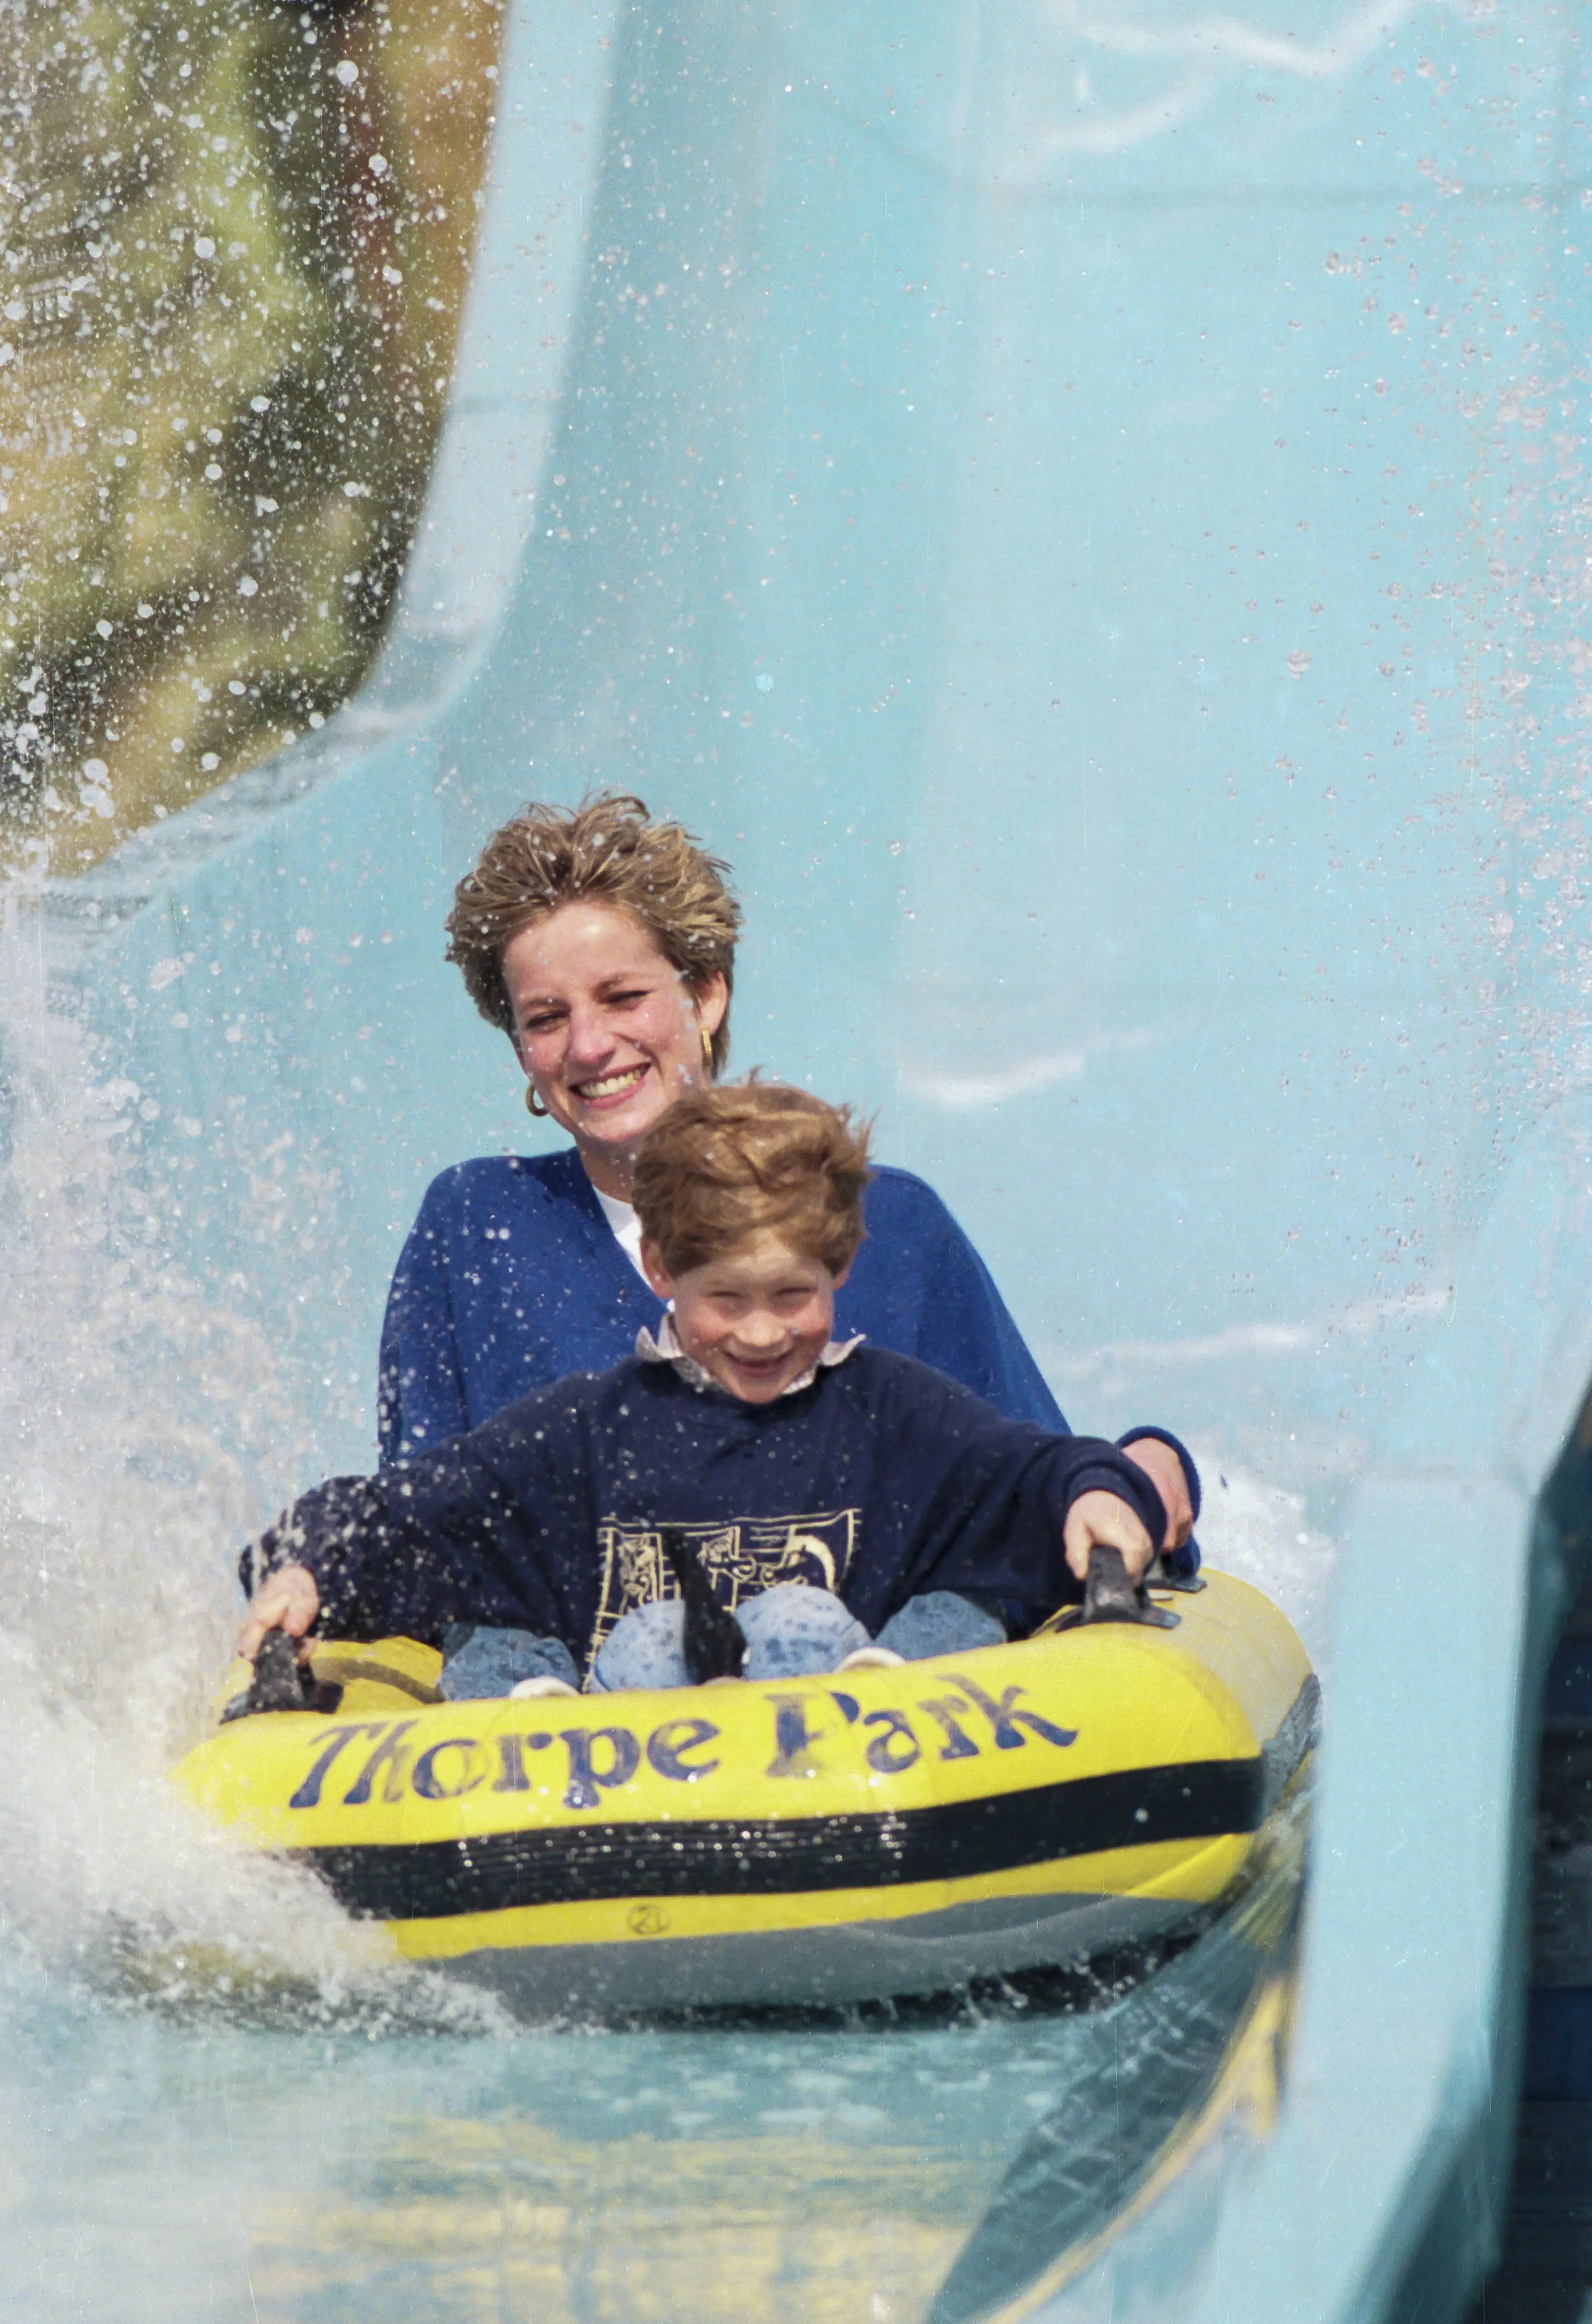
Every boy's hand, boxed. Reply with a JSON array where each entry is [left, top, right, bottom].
[[1120, 1435, 1193, 1551], [1063, 1490, 1155, 1586], [236, 1564, 320, 1664]]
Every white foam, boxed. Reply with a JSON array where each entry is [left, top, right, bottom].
[[1186, 1445, 1337, 1681], [0, 891, 500, 2031]]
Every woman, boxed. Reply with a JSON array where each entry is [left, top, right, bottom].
[[378, 793, 1196, 1559]]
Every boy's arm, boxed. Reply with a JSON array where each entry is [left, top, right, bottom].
[[877, 1361, 1176, 1609], [928, 1430, 1168, 1601], [236, 1562, 321, 1662], [236, 1391, 592, 1655], [1060, 1486, 1162, 1584]]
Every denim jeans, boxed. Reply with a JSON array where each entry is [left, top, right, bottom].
[[589, 1583, 1006, 1694], [440, 1589, 1007, 1700], [437, 1624, 580, 1701], [874, 1588, 1007, 1662]]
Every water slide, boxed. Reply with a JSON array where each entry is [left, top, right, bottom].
[[8, 2, 1592, 2316]]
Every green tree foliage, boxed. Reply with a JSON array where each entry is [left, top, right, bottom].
[[1, 0, 498, 869]]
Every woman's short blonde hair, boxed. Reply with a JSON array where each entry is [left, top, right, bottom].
[[632, 1081, 872, 1279], [444, 792, 742, 1071]]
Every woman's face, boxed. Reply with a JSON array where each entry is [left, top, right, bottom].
[[502, 900, 728, 1195]]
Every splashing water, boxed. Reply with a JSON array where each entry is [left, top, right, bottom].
[[0, 884, 1335, 2321], [1188, 1451, 1338, 1684], [0, 885, 508, 2033], [0, 884, 1335, 2023]]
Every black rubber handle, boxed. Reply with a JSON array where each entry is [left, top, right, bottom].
[[245, 1628, 310, 1713], [661, 1527, 746, 1682], [1082, 1543, 1149, 1625]]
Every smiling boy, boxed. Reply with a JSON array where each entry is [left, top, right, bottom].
[[238, 1085, 1197, 1693]]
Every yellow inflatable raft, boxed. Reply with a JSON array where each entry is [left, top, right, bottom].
[[173, 1568, 1316, 2011]]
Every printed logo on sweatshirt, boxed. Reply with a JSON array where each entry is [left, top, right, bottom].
[[589, 1508, 862, 1660]]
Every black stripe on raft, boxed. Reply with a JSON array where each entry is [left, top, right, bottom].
[[298, 1677, 1319, 1927], [302, 1760, 1253, 1922]]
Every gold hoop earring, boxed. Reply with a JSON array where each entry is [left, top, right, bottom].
[[525, 1085, 549, 1118], [700, 1027, 715, 1079]]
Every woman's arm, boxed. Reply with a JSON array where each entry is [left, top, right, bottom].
[[846, 1171, 1201, 1568], [1116, 1431, 1198, 1556], [377, 1181, 473, 1465], [840, 1170, 1067, 1428]]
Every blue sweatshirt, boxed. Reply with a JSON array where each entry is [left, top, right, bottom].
[[253, 1347, 1175, 1678], [377, 1152, 1065, 1463]]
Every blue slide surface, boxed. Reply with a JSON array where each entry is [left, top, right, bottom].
[[44, 4, 1592, 2315]]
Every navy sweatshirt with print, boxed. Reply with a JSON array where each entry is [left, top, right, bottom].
[[246, 1347, 1177, 1676]]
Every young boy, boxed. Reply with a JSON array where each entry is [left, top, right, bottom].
[[237, 1085, 1198, 1694]]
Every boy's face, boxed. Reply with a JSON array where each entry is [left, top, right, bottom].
[[641, 1229, 848, 1404]]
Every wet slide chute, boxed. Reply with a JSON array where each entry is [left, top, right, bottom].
[[51, 3, 1592, 2315]]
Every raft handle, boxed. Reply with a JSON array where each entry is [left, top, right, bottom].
[[661, 1526, 747, 1682], [1152, 1555, 1207, 1595], [1064, 1544, 1181, 1631], [235, 1630, 312, 1717]]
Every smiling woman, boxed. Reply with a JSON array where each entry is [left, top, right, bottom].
[[500, 899, 728, 1195], [376, 792, 1198, 1573]]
